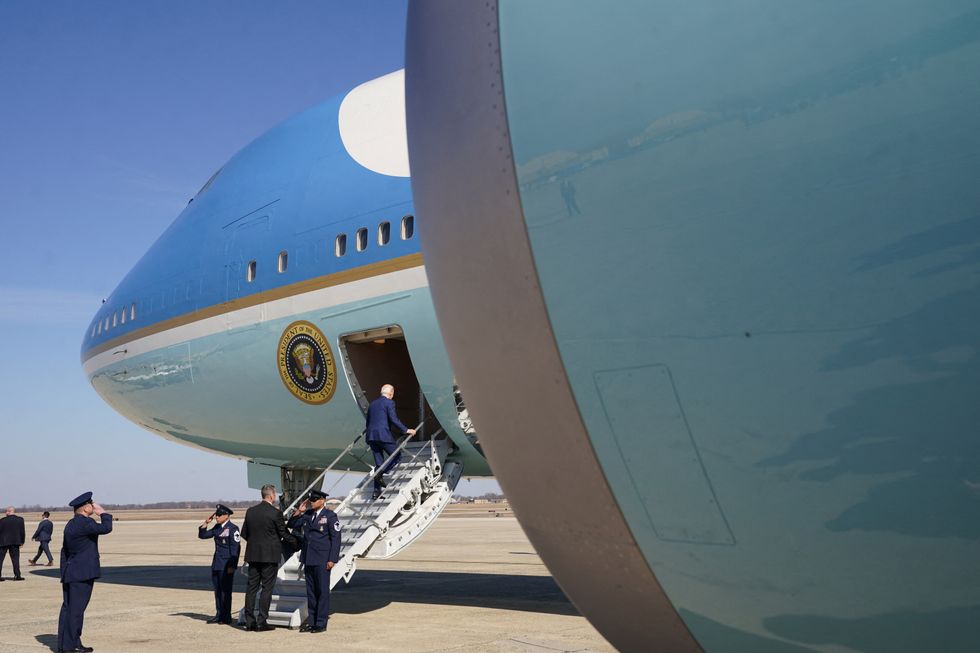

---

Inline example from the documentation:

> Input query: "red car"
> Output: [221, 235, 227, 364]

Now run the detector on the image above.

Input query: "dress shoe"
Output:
[206, 616, 221, 624]
[47, 560, 54, 566]
[29, 559, 37, 566]
[12, 576, 24, 581]
[299, 623, 312, 632]
[79, 647, 94, 653]
[256, 624, 275, 632]
[242, 623, 256, 632]
[310, 626, 326, 633]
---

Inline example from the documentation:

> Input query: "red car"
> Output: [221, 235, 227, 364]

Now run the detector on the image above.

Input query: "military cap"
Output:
[69, 492, 94, 508]
[307, 489, 327, 502]
[214, 504, 233, 516]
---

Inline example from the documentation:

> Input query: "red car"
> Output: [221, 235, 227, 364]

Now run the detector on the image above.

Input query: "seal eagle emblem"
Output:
[277, 320, 337, 405]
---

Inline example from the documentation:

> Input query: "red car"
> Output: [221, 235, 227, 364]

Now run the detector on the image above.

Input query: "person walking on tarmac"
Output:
[365, 384, 416, 499]
[197, 504, 240, 624]
[29, 511, 54, 566]
[58, 492, 113, 653]
[287, 490, 342, 633]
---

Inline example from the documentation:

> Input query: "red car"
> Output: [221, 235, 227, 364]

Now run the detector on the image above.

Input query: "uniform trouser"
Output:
[305, 564, 332, 628]
[0, 545, 20, 577]
[33, 541, 53, 563]
[58, 580, 94, 651]
[211, 569, 235, 621]
[368, 440, 400, 489]
[244, 562, 277, 627]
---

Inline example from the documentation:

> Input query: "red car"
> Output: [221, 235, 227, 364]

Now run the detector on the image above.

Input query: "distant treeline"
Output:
[457, 492, 506, 501]
[16, 500, 254, 512]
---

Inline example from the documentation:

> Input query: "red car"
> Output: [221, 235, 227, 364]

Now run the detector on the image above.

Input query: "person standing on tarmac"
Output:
[58, 492, 112, 653]
[0, 506, 26, 581]
[287, 489, 342, 633]
[197, 504, 240, 625]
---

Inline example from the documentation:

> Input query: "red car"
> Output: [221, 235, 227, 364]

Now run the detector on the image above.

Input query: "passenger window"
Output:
[104, 317, 110, 332]
[335, 234, 347, 257]
[96, 322, 102, 335]
[378, 221, 390, 246]
[247, 260, 257, 282]
[356, 228, 368, 252]
[91, 324, 96, 337]
[120, 309, 126, 325]
[401, 215, 414, 240]
[131, 302, 136, 321]
[278, 251, 288, 273]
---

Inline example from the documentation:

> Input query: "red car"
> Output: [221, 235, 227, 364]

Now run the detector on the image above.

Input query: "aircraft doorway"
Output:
[338, 325, 442, 439]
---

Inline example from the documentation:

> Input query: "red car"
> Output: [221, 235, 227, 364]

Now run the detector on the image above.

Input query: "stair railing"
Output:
[336, 422, 427, 516]
[282, 431, 364, 517]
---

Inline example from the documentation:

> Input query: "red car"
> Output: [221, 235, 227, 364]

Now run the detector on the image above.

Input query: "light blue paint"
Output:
[500, 0, 980, 650]
[82, 90, 417, 353]
[84, 75, 490, 478]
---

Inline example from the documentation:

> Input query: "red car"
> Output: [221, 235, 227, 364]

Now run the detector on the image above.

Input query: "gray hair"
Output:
[260, 484, 277, 499]
[381, 384, 394, 397]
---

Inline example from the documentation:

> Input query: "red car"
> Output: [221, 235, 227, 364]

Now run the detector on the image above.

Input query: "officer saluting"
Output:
[58, 492, 112, 653]
[286, 490, 342, 633]
[197, 504, 240, 624]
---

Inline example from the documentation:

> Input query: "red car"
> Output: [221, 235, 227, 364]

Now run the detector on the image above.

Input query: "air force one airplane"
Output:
[84, 2, 980, 651]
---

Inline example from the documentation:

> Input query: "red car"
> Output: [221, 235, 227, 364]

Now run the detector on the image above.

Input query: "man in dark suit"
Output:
[197, 504, 241, 624]
[30, 511, 54, 566]
[286, 490, 342, 633]
[365, 384, 416, 498]
[58, 492, 112, 653]
[240, 484, 295, 631]
[0, 506, 26, 581]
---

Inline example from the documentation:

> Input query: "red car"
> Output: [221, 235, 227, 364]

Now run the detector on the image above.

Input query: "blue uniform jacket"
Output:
[287, 508, 341, 566]
[198, 521, 241, 571]
[60, 513, 113, 583]
[365, 396, 409, 444]
[32, 519, 53, 542]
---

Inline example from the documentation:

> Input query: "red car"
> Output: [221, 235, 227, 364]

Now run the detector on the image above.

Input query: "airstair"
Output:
[243, 429, 463, 628]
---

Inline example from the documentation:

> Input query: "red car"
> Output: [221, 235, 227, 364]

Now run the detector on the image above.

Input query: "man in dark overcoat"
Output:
[240, 484, 295, 631]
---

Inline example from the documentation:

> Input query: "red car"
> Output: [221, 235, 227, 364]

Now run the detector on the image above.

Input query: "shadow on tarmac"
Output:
[30, 566, 579, 616]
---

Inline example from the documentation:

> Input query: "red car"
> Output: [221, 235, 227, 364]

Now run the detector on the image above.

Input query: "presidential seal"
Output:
[277, 320, 337, 405]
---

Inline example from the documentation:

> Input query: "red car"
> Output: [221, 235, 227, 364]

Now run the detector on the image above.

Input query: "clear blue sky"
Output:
[0, 1, 499, 507]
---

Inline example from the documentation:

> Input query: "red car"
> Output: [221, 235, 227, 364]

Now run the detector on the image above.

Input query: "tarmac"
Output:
[0, 508, 613, 653]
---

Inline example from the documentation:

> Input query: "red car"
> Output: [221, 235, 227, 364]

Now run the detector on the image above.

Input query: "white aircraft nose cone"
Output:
[339, 69, 410, 178]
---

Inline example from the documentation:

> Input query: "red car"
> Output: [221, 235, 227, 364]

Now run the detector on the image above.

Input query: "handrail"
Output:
[336, 422, 425, 515]
[283, 431, 364, 517]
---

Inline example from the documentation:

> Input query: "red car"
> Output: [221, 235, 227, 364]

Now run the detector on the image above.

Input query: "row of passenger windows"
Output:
[90, 215, 416, 337]
[246, 215, 414, 283]
[91, 302, 137, 338]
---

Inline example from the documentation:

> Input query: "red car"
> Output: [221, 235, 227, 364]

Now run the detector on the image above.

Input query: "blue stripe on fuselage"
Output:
[82, 81, 417, 359]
